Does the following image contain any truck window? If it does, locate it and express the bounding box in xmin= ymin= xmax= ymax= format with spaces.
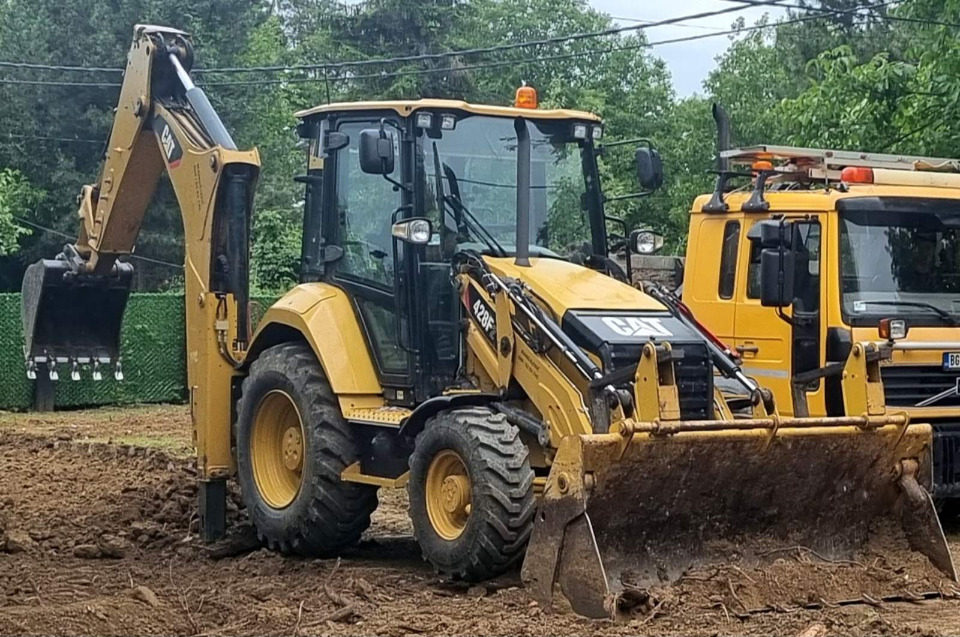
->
xmin=747 ymin=239 xmax=762 ymax=299
xmin=718 ymin=221 xmax=740 ymax=299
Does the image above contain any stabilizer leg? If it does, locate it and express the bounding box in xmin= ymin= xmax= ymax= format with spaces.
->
xmin=199 ymin=477 xmax=227 ymax=542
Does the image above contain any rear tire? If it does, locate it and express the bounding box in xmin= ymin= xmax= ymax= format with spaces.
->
xmin=408 ymin=407 xmax=535 ymax=581
xmin=235 ymin=342 xmax=377 ymax=555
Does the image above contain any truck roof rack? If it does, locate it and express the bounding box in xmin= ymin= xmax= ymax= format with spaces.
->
xmin=701 ymin=145 xmax=960 ymax=213
xmin=722 ymin=145 xmax=960 ymax=179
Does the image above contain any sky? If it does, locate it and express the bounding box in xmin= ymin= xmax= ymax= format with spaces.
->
xmin=587 ymin=0 xmax=789 ymax=96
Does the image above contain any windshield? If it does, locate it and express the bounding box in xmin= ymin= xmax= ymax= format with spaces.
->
xmin=419 ymin=114 xmax=592 ymax=258
xmin=840 ymin=206 xmax=960 ymax=324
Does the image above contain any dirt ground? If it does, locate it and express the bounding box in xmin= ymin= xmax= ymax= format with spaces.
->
xmin=2 ymin=404 xmax=960 ymax=636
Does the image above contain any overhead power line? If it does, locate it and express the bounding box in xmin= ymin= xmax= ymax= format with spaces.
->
xmin=11 ymin=216 xmax=183 ymax=269
xmin=724 ymin=0 xmax=960 ymax=29
xmin=0 ymin=133 xmax=104 ymax=144
xmin=0 ymin=78 xmax=121 ymax=87
xmin=0 ymin=3 xmax=763 ymax=77
xmin=0 ymin=60 xmax=122 ymax=73
xmin=609 ymin=16 xmax=727 ymax=31
xmin=0 ymin=4 xmax=891 ymax=91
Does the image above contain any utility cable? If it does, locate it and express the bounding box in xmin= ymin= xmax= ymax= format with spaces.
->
xmin=0 ymin=2 xmax=761 ymax=77
xmin=724 ymin=0 xmax=960 ymax=29
xmin=0 ymin=9 xmax=866 ymax=91
xmin=0 ymin=132 xmax=104 ymax=144
xmin=12 ymin=216 xmax=183 ymax=269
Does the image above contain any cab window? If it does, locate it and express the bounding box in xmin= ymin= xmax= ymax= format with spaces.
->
xmin=334 ymin=120 xmax=401 ymax=288
xmin=718 ymin=221 xmax=740 ymax=299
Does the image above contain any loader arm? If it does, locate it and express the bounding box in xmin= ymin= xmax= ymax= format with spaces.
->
xmin=21 ymin=25 xmax=260 ymax=537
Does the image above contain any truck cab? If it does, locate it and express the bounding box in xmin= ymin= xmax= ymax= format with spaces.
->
xmin=683 ymin=145 xmax=960 ymax=501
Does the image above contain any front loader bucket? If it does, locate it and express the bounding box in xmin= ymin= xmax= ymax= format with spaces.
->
xmin=21 ymin=258 xmax=134 ymax=370
xmin=522 ymin=419 xmax=957 ymax=619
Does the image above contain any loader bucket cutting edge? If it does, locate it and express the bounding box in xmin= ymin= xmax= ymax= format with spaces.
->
xmin=21 ymin=258 xmax=133 ymax=363
xmin=521 ymin=423 xmax=956 ymax=619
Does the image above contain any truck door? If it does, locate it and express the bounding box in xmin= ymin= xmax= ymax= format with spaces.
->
xmin=682 ymin=214 xmax=743 ymax=343
xmin=734 ymin=216 xmax=824 ymax=415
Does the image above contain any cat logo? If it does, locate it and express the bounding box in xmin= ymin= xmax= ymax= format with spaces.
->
xmin=153 ymin=114 xmax=183 ymax=168
xmin=161 ymin=125 xmax=176 ymax=160
xmin=601 ymin=316 xmax=673 ymax=338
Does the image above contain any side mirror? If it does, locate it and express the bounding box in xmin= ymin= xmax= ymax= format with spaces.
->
xmin=636 ymin=146 xmax=664 ymax=191
xmin=359 ymin=129 xmax=395 ymax=175
xmin=391 ymin=218 xmax=432 ymax=245
xmin=630 ymin=229 xmax=664 ymax=255
xmin=749 ymin=220 xmax=796 ymax=308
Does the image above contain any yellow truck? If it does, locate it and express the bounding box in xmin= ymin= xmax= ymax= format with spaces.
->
xmin=682 ymin=134 xmax=960 ymax=504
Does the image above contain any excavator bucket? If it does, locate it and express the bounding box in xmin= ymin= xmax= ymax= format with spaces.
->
xmin=522 ymin=419 xmax=957 ymax=619
xmin=21 ymin=258 xmax=133 ymax=375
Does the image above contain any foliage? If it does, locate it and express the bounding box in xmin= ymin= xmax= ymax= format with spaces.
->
xmin=2 ymin=0 xmax=960 ymax=282
xmin=251 ymin=208 xmax=301 ymax=293
xmin=0 ymin=169 xmax=41 ymax=256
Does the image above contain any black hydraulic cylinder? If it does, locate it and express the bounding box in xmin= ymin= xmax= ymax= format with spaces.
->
xmin=224 ymin=167 xmax=252 ymax=343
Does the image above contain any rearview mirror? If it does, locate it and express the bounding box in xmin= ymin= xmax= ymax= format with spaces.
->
xmin=359 ymin=129 xmax=395 ymax=175
xmin=636 ymin=146 xmax=664 ymax=191
xmin=749 ymin=220 xmax=796 ymax=308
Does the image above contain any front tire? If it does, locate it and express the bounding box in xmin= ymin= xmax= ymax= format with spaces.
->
xmin=408 ymin=407 xmax=535 ymax=581
xmin=235 ymin=342 xmax=377 ymax=555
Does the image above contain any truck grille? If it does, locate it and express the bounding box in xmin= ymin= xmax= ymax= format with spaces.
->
xmin=932 ymin=425 xmax=960 ymax=498
xmin=880 ymin=365 xmax=960 ymax=407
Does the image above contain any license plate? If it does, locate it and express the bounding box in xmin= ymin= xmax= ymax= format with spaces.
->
xmin=944 ymin=352 xmax=960 ymax=370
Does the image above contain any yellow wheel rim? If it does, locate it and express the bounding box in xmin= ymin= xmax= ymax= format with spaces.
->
xmin=251 ymin=390 xmax=305 ymax=509
xmin=426 ymin=449 xmax=472 ymax=540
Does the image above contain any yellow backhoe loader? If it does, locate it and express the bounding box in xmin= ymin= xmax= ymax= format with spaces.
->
xmin=21 ymin=26 xmax=957 ymax=619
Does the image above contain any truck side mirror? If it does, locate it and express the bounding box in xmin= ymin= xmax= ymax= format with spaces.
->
xmin=359 ymin=129 xmax=395 ymax=175
xmin=750 ymin=220 xmax=796 ymax=308
xmin=636 ymin=146 xmax=664 ymax=191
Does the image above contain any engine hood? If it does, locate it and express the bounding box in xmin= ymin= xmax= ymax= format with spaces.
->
xmin=483 ymin=256 xmax=665 ymax=315
xmin=474 ymin=257 xmax=713 ymax=420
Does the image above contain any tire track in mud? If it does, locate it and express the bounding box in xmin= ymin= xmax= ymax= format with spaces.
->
xmin=2 ymin=413 xmax=960 ymax=636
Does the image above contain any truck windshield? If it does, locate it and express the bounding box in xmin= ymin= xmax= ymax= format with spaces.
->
xmin=420 ymin=114 xmax=591 ymax=258
xmin=840 ymin=206 xmax=960 ymax=324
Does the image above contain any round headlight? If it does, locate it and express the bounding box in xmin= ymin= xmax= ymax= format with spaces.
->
xmin=409 ymin=219 xmax=432 ymax=244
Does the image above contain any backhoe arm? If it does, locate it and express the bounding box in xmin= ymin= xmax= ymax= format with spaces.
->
xmin=21 ymin=25 xmax=260 ymax=537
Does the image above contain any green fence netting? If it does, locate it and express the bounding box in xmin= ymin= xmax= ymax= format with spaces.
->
xmin=0 ymin=293 xmax=277 ymax=411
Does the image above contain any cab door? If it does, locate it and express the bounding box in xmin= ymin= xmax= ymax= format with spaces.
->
xmin=733 ymin=215 xmax=825 ymax=415
xmin=324 ymin=117 xmax=414 ymax=399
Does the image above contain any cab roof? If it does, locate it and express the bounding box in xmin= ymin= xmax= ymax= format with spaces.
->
xmin=294 ymin=99 xmax=601 ymax=122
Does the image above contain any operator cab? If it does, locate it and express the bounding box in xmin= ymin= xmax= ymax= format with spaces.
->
xmin=292 ymin=94 xmax=663 ymax=406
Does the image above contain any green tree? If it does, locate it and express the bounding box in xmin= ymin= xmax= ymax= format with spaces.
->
xmin=250 ymin=208 xmax=301 ymax=293
xmin=0 ymin=169 xmax=41 ymax=256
